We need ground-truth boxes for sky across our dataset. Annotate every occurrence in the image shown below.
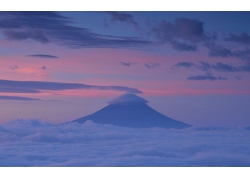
[1,11,250,126]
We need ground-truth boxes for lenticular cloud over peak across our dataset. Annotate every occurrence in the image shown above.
[107,93,148,105]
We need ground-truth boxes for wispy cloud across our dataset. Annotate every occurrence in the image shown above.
[0,79,143,94]
[28,54,59,59]
[3,27,49,43]
[170,40,197,51]
[172,62,196,69]
[10,65,18,70]
[120,62,137,67]
[144,62,160,69]
[0,88,40,93]
[205,42,231,57]
[41,66,47,70]
[172,61,250,72]
[235,76,242,80]
[0,96,40,101]
[0,12,151,49]
[205,42,250,61]
[226,33,250,45]
[105,12,138,28]
[187,73,227,81]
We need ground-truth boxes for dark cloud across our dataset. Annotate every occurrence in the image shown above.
[144,62,160,69]
[41,66,47,69]
[235,76,242,80]
[172,61,212,71]
[187,73,227,81]
[10,65,18,70]
[105,12,138,28]
[198,61,250,72]
[173,61,250,73]
[0,79,142,94]
[0,96,40,101]
[0,88,40,93]
[170,40,197,51]
[120,62,132,66]
[2,28,49,43]
[240,63,250,71]
[205,42,231,57]
[226,33,250,45]
[205,42,250,61]
[197,61,211,71]
[28,54,58,59]
[0,12,150,49]
[195,61,237,72]
[172,62,196,69]
[120,62,137,67]
[174,18,204,42]
[211,62,239,72]
[151,18,212,51]
[232,49,250,61]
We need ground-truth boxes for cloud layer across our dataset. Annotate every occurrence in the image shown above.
[0,119,249,167]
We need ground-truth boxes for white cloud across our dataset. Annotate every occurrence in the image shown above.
[0,119,250,166]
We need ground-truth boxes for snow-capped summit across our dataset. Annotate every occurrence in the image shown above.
[107,93,148,105]
[70,93,191,129]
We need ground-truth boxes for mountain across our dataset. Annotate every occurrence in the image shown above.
[70,94,191,129]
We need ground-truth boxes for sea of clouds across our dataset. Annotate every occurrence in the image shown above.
[0,119,250,167]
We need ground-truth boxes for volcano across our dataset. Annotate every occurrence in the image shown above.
[71,94,191,129]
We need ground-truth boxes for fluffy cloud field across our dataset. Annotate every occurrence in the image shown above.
[0,119,250,167]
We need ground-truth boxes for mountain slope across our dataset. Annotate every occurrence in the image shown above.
[71,94,191,129]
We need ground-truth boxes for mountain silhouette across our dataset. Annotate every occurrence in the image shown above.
[71,94,191,129]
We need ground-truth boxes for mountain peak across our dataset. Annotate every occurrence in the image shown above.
[107,93,148,105]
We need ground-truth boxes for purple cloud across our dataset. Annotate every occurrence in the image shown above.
[120,62,132,66]
[0,12,151,49]
[41,66,47,69]
[0,79,142,94]
[226,33,250,45]
[144,62,160,69]
[10,65,18,70]
[0,88,40,93]
[105,12,138,28]
[2,27,49,43]
[0,96,40,101]
[205,42,250,61]
[28,54,58,59]
[205,42,231,57]
[172,62,196,69]
[187,73,227,81]
[173,61,250,72]
[170,40,197,51]
[120,62,137,67]
[151,17,214,52]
